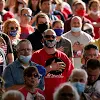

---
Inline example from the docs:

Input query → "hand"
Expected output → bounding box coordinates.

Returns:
[50,60,66,71]
[57,46,64,52]
[35,92,45,100]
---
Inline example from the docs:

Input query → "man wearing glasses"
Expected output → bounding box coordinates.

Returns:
[20,8,34,39]
[3,39,46,91]
[31,29,74,100]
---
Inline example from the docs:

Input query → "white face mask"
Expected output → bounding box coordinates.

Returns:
[90,11,99,15]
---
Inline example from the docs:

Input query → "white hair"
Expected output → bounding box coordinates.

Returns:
[70,68,88,82]
[2,90,25,100]
[53,82,80,100]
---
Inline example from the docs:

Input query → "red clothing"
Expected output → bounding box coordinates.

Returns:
[31,48,74,100]
[85,15,100,39]
[19,87,44,100]
[3,11,14,21]
[62,7,72,20]
[20,25,34,39]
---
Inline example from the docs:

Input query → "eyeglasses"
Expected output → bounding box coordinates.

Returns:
[10,27,18,31]
[44,35,56,39]
[26,73,41,79]
[23,14,32,18]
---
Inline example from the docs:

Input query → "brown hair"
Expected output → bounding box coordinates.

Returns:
[88,0,100,10]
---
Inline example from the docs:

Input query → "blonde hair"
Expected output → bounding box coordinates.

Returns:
[3,18,21,38]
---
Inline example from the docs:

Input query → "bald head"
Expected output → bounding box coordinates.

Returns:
[71,16,82,28]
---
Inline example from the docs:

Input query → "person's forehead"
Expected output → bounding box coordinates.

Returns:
[45,30,55,35]
[87,68,100,74]
[91,2,98,6]
[54,22,62,28]
[73,72,85,79]
[38,17,47,23]
[86,48,97,54]
[75,3,85,9]
[22,9,31,15]
[9,22,18,26]
[72,17,80,23]
[19,42,32,49]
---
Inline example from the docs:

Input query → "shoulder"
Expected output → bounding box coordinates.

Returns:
[61,37,72,43]
[7,59,21,69]
[33,49,44,54]
[81,31,93,38]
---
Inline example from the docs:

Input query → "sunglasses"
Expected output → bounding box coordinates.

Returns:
[10,27,18,31]
[23,14,32,18]
[26,73,41,79]
[44,35,56,39]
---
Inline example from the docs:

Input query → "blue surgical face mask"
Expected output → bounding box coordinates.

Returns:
[71,27,81,32]
[54,29,64,36]
[9,30,17,37]
[72,82,85,94]
[19,55,32,64]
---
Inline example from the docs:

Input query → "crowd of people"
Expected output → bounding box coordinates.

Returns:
[0,0,100,100]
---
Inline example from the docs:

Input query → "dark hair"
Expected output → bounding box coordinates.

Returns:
[24,66,39,77]
[87,59,100,70]
[40,0,50,5]
[88,0,100,10]
[84,44,98,51]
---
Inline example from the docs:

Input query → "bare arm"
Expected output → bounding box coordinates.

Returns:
[6,53,14,64]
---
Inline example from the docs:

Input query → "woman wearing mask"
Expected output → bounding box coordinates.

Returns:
[52,20,73,63]
[3,18,21,59]
[85,0,100,39]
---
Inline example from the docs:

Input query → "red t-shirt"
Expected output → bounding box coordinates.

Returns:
[20,25,34,39]
[19,87,44,100]
[85,15,100,39]
[31,48,74,100]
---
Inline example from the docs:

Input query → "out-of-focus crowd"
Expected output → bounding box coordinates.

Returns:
[0,0,100,100]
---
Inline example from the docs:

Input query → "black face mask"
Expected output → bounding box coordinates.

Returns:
[38,23,48,33]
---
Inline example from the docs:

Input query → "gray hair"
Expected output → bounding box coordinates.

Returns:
[2,90,25,100]
[16,39,32,51]
[70,68,88,83]
[53,82,80,100]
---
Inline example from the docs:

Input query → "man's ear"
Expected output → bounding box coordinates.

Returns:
[41,38,44,43]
